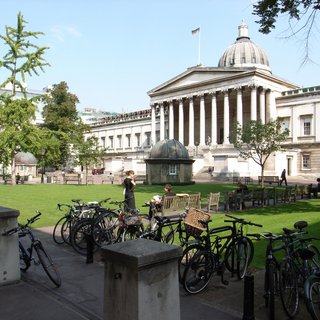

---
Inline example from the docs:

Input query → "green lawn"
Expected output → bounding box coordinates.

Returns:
[1,183,319,269]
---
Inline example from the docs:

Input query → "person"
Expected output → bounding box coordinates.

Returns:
[109,172,114,184]
[208,167,212,176]
[235,180,249,209]
[308,178,320,198]
[122,170,136,210]
[280,169,287,186]
[16,172,21,184]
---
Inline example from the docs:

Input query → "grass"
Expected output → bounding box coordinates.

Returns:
[1,182,319,269]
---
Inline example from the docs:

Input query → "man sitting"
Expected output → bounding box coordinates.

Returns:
[308,178,320,198]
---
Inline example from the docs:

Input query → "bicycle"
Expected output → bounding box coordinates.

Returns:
[2,211,61,288]
[181,214,262,294]
[305,270,320,320]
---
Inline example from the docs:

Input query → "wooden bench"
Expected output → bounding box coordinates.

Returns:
[160,193,201,217]
[63,173,81,184]
[258,176,279,186]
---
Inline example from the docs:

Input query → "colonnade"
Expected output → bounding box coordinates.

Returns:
[151,85,276,147]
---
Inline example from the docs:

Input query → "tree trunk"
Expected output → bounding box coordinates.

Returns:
[11,156,16,186]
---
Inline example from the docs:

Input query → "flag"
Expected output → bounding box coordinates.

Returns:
[191,27,200,35]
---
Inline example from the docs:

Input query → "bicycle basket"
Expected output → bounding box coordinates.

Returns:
[184,208,210,238]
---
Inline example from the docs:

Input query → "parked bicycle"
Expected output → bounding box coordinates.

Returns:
[2,211,61,288]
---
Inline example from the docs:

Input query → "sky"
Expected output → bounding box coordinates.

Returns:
[0,0,319,113]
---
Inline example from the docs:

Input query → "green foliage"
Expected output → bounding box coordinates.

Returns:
[0,12,49,96]
[233,119,289,179]
[253,0,320,34]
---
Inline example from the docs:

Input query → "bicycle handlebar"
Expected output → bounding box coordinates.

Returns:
[224,214,263,228]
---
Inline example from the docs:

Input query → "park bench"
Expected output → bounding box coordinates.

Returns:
[258,176,280,186]
[232,176,253,185]
[160,193,201,217]
[63,173,81,184]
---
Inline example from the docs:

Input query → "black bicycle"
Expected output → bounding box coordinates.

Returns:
[2,211,61,288]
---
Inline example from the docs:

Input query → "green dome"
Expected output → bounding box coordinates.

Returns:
[149,139,190,160]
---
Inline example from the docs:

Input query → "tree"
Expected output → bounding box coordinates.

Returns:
[42,81,89,170]
[0,12,49,184]
[253,0,320,64]
[233,118,289,186]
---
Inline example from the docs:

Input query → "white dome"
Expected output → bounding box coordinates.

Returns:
[218,21,271,73]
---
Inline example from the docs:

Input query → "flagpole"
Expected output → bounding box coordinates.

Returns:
[198,26,201,65]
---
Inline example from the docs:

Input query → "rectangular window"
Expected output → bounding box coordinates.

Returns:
[168,164,177,175]
[280,117,290,132]
[145,132,151,146]
[117,135,122,148]
[101,136,106,149]
[109,136,113,149]
[135,133,141,147]
[302,154,311,169]
[301,115,312,136]
[126,134,131,148]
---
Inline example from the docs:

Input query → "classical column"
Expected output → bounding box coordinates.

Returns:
[236,88,243,127]
[168,101,174,139]
[250,86,257,121]
[159,103,165,141]
[199,95,205,146]
[151,104,156,145]
[259,88,266,124]
[188,97,195,146]
[178,99,184,144]
[211,93,217,145]
[266,90,276,121]
[223,91,230,144]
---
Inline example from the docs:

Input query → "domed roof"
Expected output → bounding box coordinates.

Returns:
[149,139,190,159]
[218,21,271,73]
[15,152,38,165]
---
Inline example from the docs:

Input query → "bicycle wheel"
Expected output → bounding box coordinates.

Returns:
[19,245,30,271]
[279,258,299,318]
[308,245,320,274]
[178,244,203,283]
[237,238,251,279]
[163,224,175,244]
[34,241,61,287]
[52,216,67,244]
[264,260,278,320]
[92,211,119,246]
[182,250,215,294]
[305,274,320,320]
[121,224,144,242]
[71,218,97,255]
[61,218,74,244]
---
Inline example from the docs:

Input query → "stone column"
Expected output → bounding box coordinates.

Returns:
[159,103,165,141]
[188,97,195,146]
[223,90,230,144]
[199,95,206,146]
[168,101,174,140]
[101,239,182,320]
[151,104,156,145]
[236,88,243,127]
[266,90,277,121]
[178,99,184,144]
[211,93,217,145]
[259,88,266,124]
[250,86,257,121]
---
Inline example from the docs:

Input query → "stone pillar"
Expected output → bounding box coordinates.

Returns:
[250,86,257,121]
[178,99,184,144]
[223,91,230,144]
[199,95,205,146]
[151,104,156,145]
[236,88,243,127]
[266,90,277,121]
[211,93,217,145]
[188,97,194,146]
[101,239,182,320]
[0,207,20,286]
[169,101,174,140]
[259,88,266,124]
[159,103,165,141]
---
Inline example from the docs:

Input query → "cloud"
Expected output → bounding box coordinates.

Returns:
[50,25,82,42]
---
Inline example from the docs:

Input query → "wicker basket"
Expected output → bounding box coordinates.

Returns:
[184,207,211,237]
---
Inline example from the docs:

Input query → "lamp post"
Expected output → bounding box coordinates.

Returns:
[41,149,45,184]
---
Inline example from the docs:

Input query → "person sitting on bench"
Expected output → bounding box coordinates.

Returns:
[308,178,320,198]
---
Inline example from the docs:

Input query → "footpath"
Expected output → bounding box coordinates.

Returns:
[0,226,312,320]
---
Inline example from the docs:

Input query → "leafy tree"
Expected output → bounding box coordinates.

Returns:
[0,12,49,184]
[42,81,89,169]
[233,118,289,186]
[253,0,320,64]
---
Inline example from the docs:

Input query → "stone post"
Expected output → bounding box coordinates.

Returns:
[101,238,182,320]
[0,206,20,286]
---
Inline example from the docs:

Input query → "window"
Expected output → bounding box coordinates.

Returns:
[109,136,114,149]
[301,115,312,136]
[145,132,151,146]
[168,164,177,175]
[280,117,290,133]
[135,133,141,147]
[302,154,311,169]
[126,134,131,148]
[101,137,106,149]
[117,135,122,148]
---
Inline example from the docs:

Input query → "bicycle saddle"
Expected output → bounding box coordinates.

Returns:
[294,221,308,230]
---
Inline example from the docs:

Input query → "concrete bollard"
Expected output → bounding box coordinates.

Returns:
[0,206,20,286]
[101,238,182,320]
[242,273,255,320]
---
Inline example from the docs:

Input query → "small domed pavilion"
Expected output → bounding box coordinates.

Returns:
[14,152,38,177]
[145,139,194,185]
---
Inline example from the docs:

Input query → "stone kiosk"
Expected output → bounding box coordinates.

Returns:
[101,238,182,320]
[0,207,20,285]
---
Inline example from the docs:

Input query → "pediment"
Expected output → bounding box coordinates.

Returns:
[148,66,245,95]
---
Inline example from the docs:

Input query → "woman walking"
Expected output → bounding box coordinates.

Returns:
[123,170,136,210]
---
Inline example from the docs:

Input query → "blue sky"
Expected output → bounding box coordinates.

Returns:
[0,0,319,112]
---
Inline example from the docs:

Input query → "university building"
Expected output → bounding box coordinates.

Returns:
[87,21,320,180]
